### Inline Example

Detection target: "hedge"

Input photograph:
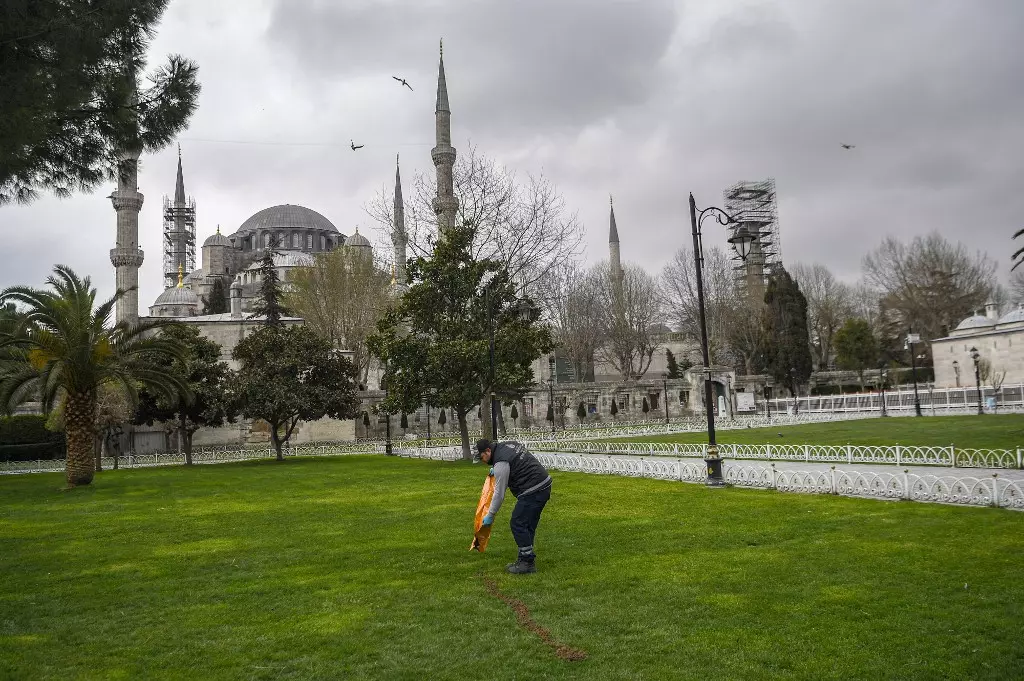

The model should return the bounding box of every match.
[0,415,65,461]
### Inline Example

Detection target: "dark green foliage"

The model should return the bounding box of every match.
[576,402,586,423]
[610,399,619,417]
[400,413,408,431]
[509,403,518,423]
[546,404,554,423]
[642,397,650,416]
[762,268,814,393]
[666,349,682,379]
[132,324,233,464]
[834,318,880,387]
[203,278,229,315]
[0,415,65,461]
[249,236,289,326]
[0,0,200,205]
[367,222,553,459]
[362,411,370,428]
[437,409,447,427]
[231,325,359,460]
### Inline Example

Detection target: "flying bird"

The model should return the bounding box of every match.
[841,143,856,149]
[392,76,413,91]
[350,140,364,151]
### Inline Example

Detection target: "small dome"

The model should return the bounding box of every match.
[344,230,372,248]
[955,315,995,331]
[244,251,314,271]
[182,268,204,284]
[203,231,232,247]
[997,306,1024,326]
[153,286,199,307]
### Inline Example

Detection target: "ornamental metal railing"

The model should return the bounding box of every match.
[526,440,1024,469]
[766,384,1024,415]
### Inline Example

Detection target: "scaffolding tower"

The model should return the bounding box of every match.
[723,178,781,297]
[162,195,196,289]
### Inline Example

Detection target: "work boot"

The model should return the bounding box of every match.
[506,554,536,574]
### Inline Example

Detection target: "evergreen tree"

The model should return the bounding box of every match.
[1,1,200,205]
[510,403,518,428]
[249,236,289,326]
[367,222,553,460]
[576,402,586,424]
[610,399,619,418]
[762,268,814,396]
[642,396,650,419]
[133,324,233,465]
[203,278,229,315]
[666,348,681,379]
[438,409,447,429]
[834,318,879,389]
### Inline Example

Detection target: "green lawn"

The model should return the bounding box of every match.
[2,457,1022,680]
[602,414,1024,449]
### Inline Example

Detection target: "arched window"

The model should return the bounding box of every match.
[306,233,313,249]
[263,232,270,248]
[321,235,326,250]
[277,233,284,248]
[292,232,300,248]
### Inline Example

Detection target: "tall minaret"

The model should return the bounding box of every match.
[108,82,145,326]
[163,145,196,289]
[431,39,458,233]
[392,154,408,289]
[609,195,624,290]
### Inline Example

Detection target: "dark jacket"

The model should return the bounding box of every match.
[490,441,550,497]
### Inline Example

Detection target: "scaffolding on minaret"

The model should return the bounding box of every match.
[723,178,781,297]
[162,148,196,289]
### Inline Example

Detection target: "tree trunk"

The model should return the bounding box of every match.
[497,404,508,438]
[94,433,103,472]
[479,394,493,441]
[64,391,97,487]
[270,425,284,461]
[457,409,472,461]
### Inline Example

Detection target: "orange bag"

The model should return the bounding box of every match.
[469,473,496,552]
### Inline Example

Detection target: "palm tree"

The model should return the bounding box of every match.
[0,266,189,487]
[1013,228,1024,271]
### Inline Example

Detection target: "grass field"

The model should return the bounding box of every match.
[2,456,1023,680]
[600,414,1024,449]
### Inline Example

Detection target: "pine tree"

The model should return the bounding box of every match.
[762,268,814,396]
[400,412,409,432]
[576,402,586,424]
[203,278,229,315]
[642,396,650,419]
[666,348,681,379]
[610,399,619,418]
[510,403,518,428]
[1,1,200,205]
[249,236,289,326]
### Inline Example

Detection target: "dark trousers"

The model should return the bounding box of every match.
[509,483,551,554]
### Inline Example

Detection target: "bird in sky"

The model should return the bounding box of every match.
[392,76,413,91]
[350,140,364,151]
[841,143,856,149]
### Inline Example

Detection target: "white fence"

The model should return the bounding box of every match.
[528,441,1024,469]
[391,447,1024,510]
[767,384,1024,415]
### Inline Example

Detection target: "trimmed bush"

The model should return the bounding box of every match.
[0,415,65,461]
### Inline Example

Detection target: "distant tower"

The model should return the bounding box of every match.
[609,195,624,290]
[431,39,458,233]
[163,145,196,289]
[723,178,780,299]
[109,145,145,325]
[392,154,408,289]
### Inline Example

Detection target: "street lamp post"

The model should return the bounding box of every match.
[663,374,670,424]
[548,381,556,435]
[970,346,983,415]
[789,367,799,415]
[382,361,393,455]
[907,329,923,417]
[689,193,755,486]
[878,363,888,417]
[425,402,431,442]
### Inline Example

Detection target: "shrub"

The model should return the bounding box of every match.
[0,415,66,461]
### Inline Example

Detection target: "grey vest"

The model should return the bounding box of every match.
[491,441,550,497]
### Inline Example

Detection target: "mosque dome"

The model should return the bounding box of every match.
[344,228,372,249]
[997,306,1024,327]
[203,229,232,247]
[235,204,339,235]
[153,285,199,307]
[954,315,995,332]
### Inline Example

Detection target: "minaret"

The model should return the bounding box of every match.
[609,195,624,290]
[392,154,408,289]
[163,145,196,289]
[431,39,458,233]
[108,82,145,326]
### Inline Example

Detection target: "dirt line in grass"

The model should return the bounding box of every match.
[480,575,587,662]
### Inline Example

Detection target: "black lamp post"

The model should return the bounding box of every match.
[663,373,670,424]
[789,367,799,415]
[970,346,982,415]
[878,363,888,417]
[689,193,755,486]
[382,361,393,455]
[548,381,556,434]
[907,328,923,417]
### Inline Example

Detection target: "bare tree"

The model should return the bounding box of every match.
[535,263,604,382]
[284,248,391,386]
[660,246,736,365]
[724,295,769,375]
[594,262,661,380]
[790,263,854,370]
[366,144,584,293]
[1010,270,1024,306]
[863,232,997,344]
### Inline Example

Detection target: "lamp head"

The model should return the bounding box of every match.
[727,221,760,261]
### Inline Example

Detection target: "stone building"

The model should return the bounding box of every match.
[932,304,1024,387]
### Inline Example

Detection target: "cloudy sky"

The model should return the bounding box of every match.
[3,0,1023,310]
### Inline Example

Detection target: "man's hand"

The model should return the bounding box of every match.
[482,513,494,526]
[488,467,494,477]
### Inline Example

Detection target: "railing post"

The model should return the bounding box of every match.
[847,443,853,464]
[896,443,901,466]
[1017,448,1023,470]
[950,444,956,469]
[804,445,809,463]
[830,466,836,495]
[903,469,909,500]
[770,463,776,490]
[767,443,773,460]
[991,474,999,508]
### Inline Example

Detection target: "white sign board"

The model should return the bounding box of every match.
[907,333,921,344]
[735,392,756,413]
